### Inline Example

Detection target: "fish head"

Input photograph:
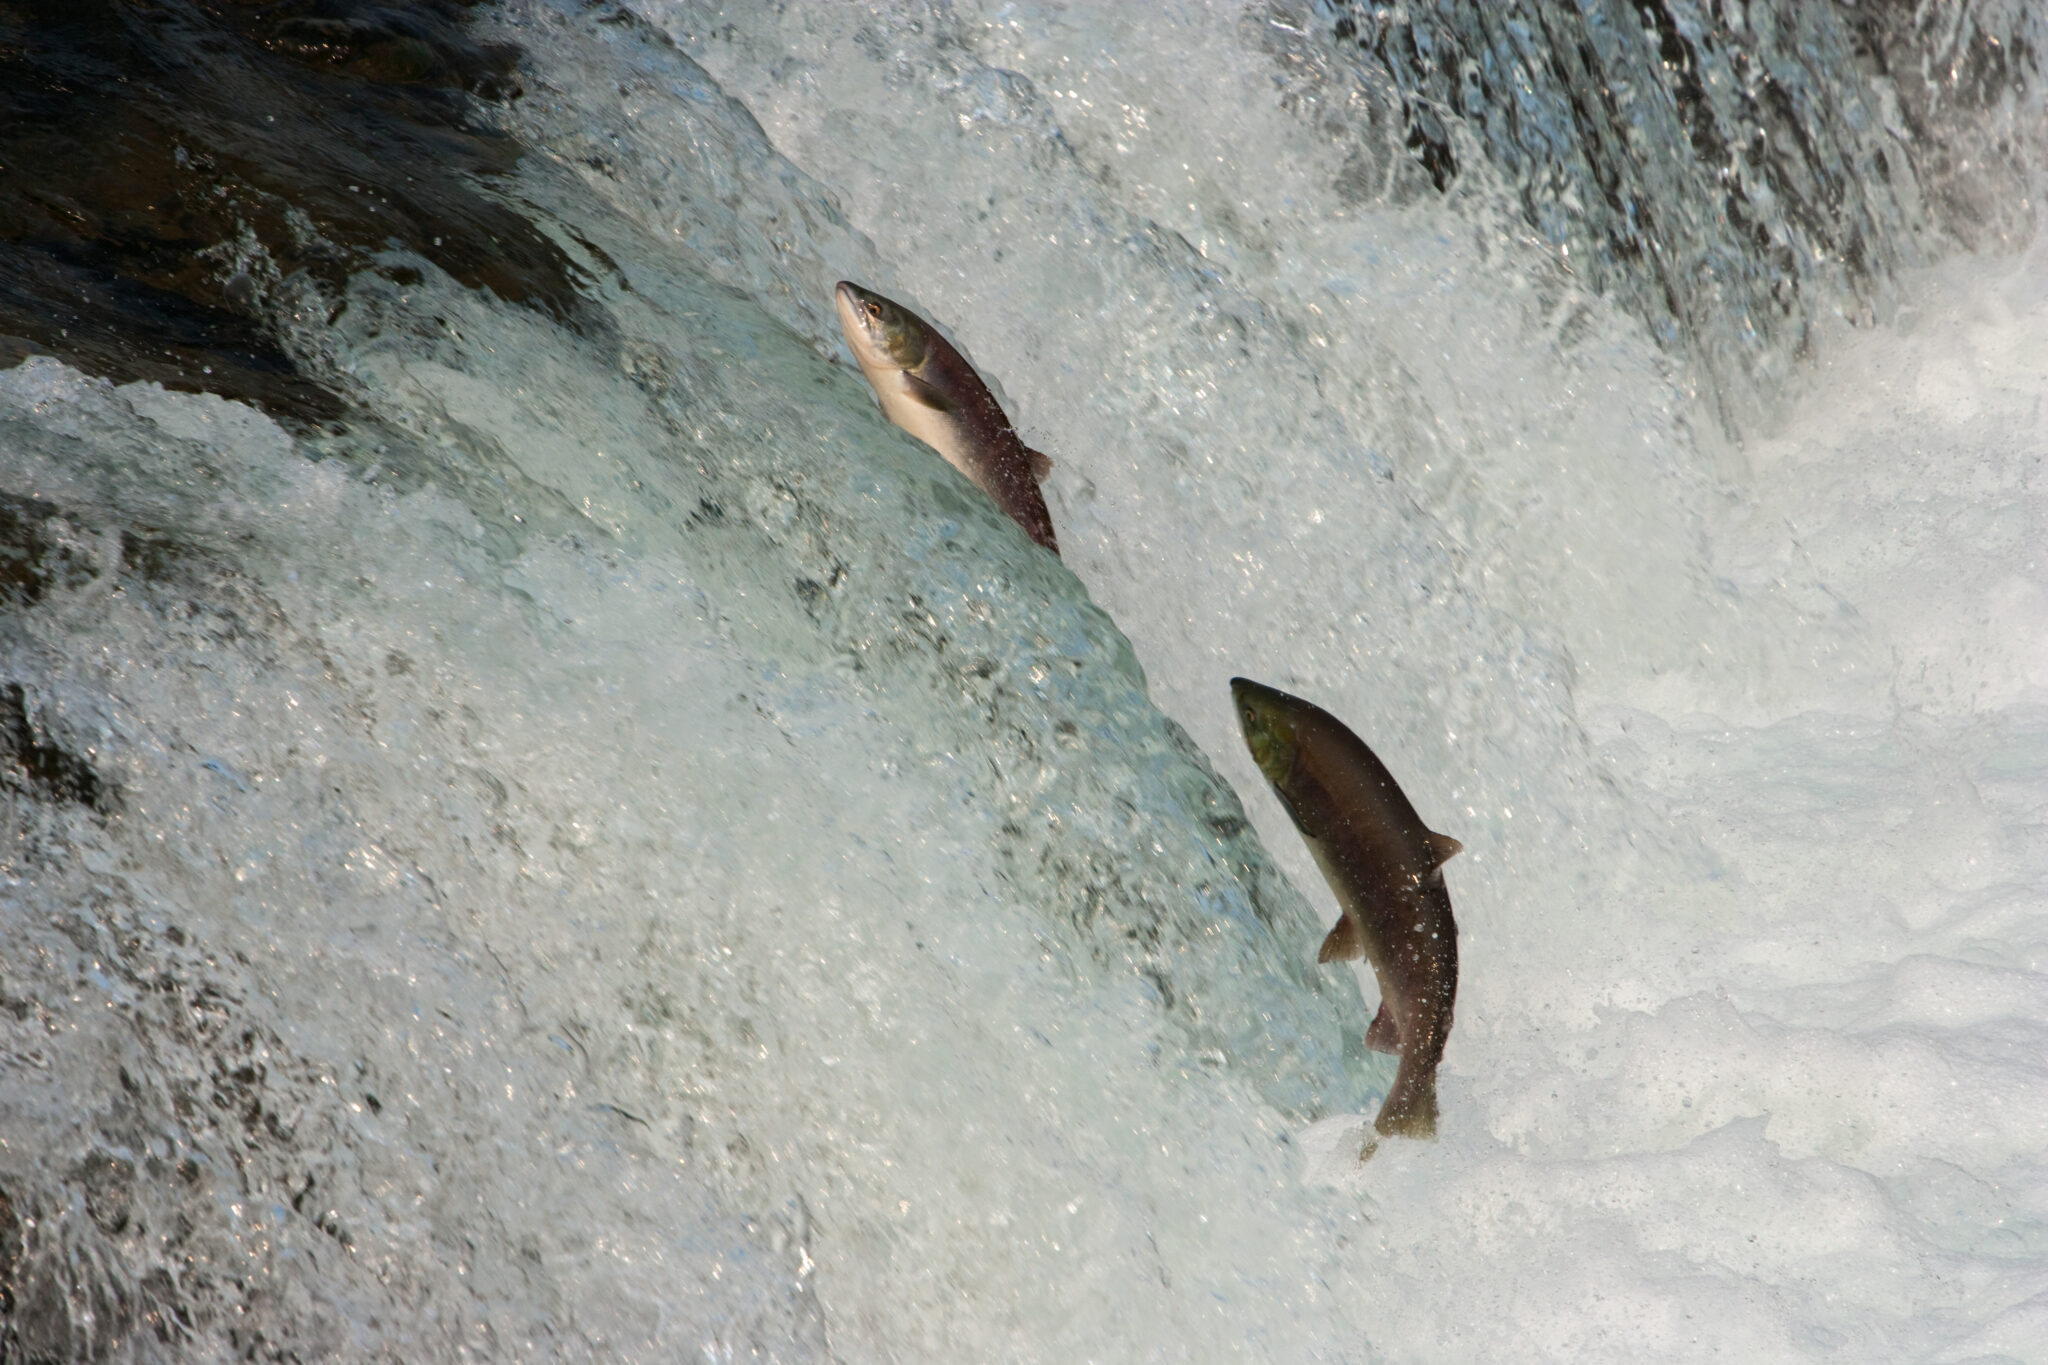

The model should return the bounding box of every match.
[1230,677,1301,787]
[835,281,930,373]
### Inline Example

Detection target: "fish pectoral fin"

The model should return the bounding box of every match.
[1426,831,1463,871]
[1317,915,1364,963]
[1365,1001,1402,1054]
[1026,447,1053,482]
[901,372,960,414]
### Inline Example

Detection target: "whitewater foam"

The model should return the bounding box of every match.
[1,2,2043,1361]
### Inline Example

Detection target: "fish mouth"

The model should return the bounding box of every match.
[834,280,876,347]
[1230,677,1297,785]
[1230,675,1279,707]
[1230,676,1292,725]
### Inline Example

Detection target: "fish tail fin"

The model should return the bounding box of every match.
[1028,515,1060,556]
[1373,1050,1440,1139]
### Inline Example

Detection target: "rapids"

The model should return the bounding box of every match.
[2,2,2043,1360]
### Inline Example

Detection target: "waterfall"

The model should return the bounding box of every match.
[2,2,2043,1360]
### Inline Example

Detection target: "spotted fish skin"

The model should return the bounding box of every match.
[1231,677,1461,1142]
[834,281,1058,555]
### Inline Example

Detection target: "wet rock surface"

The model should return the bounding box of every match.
[0,0,599,423]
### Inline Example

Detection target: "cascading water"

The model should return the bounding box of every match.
[2,2,2044,1361]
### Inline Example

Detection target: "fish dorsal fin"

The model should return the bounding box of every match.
[902,372,958,414]
[1317,915,1363,964]
[1426,831,1463,869]
[1027,447,1053,482]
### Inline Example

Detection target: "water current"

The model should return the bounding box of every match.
[2,2,2045,1361]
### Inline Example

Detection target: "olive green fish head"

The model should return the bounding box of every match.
[1231,677,1303,788]
[835,281,931,373]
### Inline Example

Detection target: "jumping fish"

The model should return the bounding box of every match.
[1230,677,1461,1143]
[834,281,1059,555]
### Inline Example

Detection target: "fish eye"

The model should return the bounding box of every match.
[1242,707,1257,726]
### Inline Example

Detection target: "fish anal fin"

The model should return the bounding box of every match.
[902,373,959,414]
[1426,831,1463,869]
[1365,1001,1402,1054]
[1317,914,1363,964]
[1026,447,1053,482]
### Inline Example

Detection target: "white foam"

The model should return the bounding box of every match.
[632,4,2048,1355]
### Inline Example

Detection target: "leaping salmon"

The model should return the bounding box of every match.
[1231,677,1461,1144]
[834,281,1059,555]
